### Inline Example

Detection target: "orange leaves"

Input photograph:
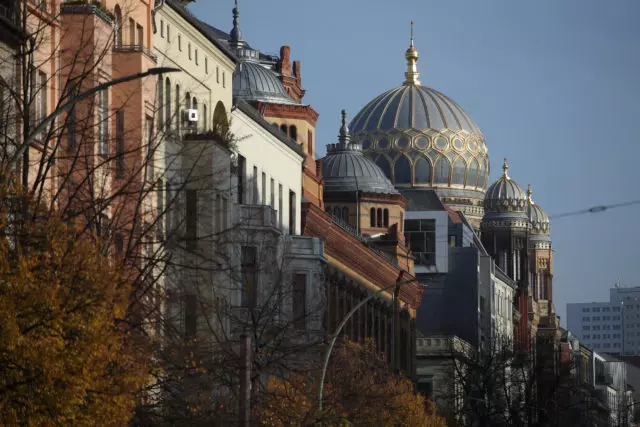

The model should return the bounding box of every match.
[0,194,148,426]
[255,339,446,426]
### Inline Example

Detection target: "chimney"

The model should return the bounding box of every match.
[293,60,302,84]
[280,45,292,76]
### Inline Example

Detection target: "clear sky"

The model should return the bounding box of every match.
[190,0,640,326]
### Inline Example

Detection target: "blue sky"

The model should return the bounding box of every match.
[190,0,640,325]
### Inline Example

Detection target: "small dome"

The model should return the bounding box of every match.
[484,159,527,214]
[322,111,399,195]
[527,185,550,236]
[233,61,298,105]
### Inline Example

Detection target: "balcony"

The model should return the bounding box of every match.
[239,204,277,230]
[285,235,324,260]
[60,1,114,24]
[112,44,157,62]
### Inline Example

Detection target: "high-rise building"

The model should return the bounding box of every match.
[567,286,640,356]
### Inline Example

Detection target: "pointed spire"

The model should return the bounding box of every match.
[410,19,415,48]
[231,0,242,44]
[502,157,509,179]
[403,20,421,86]
[338,109,351,148]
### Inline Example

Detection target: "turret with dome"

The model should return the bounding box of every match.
[321,110,409,247]
[480,159,555,318]
[349,23,489,227]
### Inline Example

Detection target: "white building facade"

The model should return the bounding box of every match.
[567,286,640,356]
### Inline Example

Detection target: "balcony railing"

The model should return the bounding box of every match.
[239,204,277,229]
[60,1,114,24]
[113,44,157,62]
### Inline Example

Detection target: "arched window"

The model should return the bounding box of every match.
[157,77,163,130]
[383,209,389,227]
[175,84,180,133]
[452,158,466,185]
[414,156,431,184]
[114,6,123,47]
[370,208,375,227]
[333,206,340,219]
[192,97,197,130]
[203,104,207,132]
[394,156,411,184]
[467,159,479,188]
[280,124,287,134]
[376,208,383,227]
[165,77,171,129]
[374,156,391,179]
[213,101,228,132]
[289,125,297,141]
[434,157,451,184]
[341,207,349,223]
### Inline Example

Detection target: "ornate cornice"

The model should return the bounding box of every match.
[260,102,319,126]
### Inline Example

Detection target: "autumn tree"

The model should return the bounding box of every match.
[255,339,446,426]
[0,189,149,426]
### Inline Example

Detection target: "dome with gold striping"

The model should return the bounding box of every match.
[349,24,489,225]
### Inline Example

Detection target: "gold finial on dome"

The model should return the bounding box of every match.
[404,20,421,86]
[502,157,509,179]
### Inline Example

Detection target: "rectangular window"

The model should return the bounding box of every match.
[404,219,436,266]
[178,34,182,51]
[222,197,228,234]
[167,24,170,42]
[308,130,314,155]
[98,89,108,157]
[185,294,197,338]
[278,184,283,228]
[157,179,164,239]
[145,117,154,181]
[252,166,258,204]
[160,20,164,37]
[137,24,143,47]
[186,189,197,250]
[114,233,124,256]
[289,191,296,234]
[67,87,76,150]
[241,246,258,309]
[293,273,307,330]
[195,49,198,65]
[216,67,219,83]
[270,178,275,209]
[129,18,135,45]
[115,110,125,177]
[38,71,46,127]
[261,172,266,204]
[237,155,245,204]
[188,43,192,59]
[205,57,208,74]
[222,71,226,88]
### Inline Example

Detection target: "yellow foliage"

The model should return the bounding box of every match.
[255,339,446,426]
[0,194,148,426]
